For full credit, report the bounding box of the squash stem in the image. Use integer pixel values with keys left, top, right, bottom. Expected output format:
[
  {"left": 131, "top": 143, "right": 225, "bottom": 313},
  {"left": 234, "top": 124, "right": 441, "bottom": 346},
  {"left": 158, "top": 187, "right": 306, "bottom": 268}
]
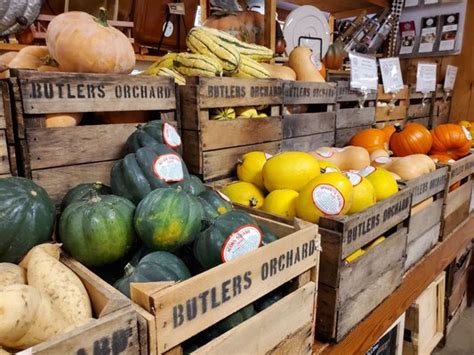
[
  {"left": 250, "top": 197, "right": 258, "bottom": 208},
  {"left": 95, "top": 7, "right": 109, "bottom": 27},
  {"left": 124, "top": 263, "right": 135, "bottom": 277}
]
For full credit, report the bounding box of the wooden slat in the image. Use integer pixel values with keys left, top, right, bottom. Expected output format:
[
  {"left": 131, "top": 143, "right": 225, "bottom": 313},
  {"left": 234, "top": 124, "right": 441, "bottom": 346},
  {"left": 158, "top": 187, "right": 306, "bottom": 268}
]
[
  {"left": 14, "top": 70, "right": 176, "bottom": 114},
  {"left": 200, "top": 117, "right": 281, "bottom": 151},
  {"left": 405, "top": 223, "right": 440, "bottom": 272},
  {"left": 0, "top": 130, "right": 10, "bottom": 175},
  {"left": 403, "top": 167, "right": 448, "bottom": 206},
  {"left": 336, "top": 107, "right": 375, "bottom": 129},
  {"left": 377, "top": 85, "right": 409, "bottom": 101},
  {"left": 408, "top": 199, "right": 443, "bottom": 244},
  {"left": 315, "top": 216, "right": 474, "bottom": 354},
  {"left": 375, "top": 105, "right": 408, "bottom": 122},
  {"left": 443, "top": 199, "right": 471, "bottom": 238},
  {"left": 446, "top": 154, "right": 474, "bottom": 185},
  {"left": 282, "top": 133, "right": 335, "bottom": 152},
  {"left": 319, "top": 189, "right": 412, "bottom": 259},
  {"left": 336, "top": 81, "right": 377, "bottom": 102},
  {"left": 445, "top": 181, "right": 472, "bottom": 217},
  {"left": 283, "top": 81, "right": 336, "bottom": 105},
  {"left": 26, "top": 125, "right": 135, "bottom": 170},
  {"left": 181, "top": 130, "right": 202, "bottom": 175},
  {"left": 197, "top": 77, "right": 283, "bottom": 109},
  {"left": 193, "top": 283, "right": 315, "bottom": 355},
  {"left": 283, "top": 112, "right": 335, "bottom": 138},
  {"left": 148, "top": 227, "right": 318, "bottom": 353},
  {"left": 32, "top": 161, "right": 116, "bottom": 203}
]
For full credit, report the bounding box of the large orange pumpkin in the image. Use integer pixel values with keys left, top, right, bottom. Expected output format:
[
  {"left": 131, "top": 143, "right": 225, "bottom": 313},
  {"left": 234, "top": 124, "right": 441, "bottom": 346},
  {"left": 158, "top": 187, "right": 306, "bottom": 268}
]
[
  {"left": 389, "top": 123, "right": 432, "bottom": 157},
  {"left": 350, "top": 128, "right": 387, "bottom": 153},
  {"left": 430, "top": 124, "right": 471, "bottom": 160},
  {"left": 46, "top": 8, "right": 135, "bottom": 74}
]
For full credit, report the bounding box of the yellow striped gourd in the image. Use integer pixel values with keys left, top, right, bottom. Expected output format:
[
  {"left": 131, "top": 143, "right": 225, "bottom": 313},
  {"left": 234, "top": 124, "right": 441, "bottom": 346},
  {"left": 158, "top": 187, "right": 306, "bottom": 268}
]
[
  {"left": 174, "top": 52, "right": 222, "bottom": 77},
  {"left": 232, "top": 55, "right": 270, "bottom": 79}
]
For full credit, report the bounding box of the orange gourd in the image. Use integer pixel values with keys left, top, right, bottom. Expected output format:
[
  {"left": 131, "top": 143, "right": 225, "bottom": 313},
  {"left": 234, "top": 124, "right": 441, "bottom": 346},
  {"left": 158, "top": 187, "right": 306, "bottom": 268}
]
[
  {"left": 381, "top": 125, "right": 396, "bottom": 143},
  {"left": 350, "top": 128, "right": 386, "bottom": 153},
  {"left": 430, "top": 124, "right": 471, "bottom": 160},
  {"left": 323, "top": 39, "right": 346, "bottom": 70},
  {"left": 46, "top": 8, "right": 135, "bottom": 74},
  {"left": 389, "top": 123, "right": 432, "bottom": 157},
  {"left": 430, "top": 153, "right": 454, "bottom": 163}
]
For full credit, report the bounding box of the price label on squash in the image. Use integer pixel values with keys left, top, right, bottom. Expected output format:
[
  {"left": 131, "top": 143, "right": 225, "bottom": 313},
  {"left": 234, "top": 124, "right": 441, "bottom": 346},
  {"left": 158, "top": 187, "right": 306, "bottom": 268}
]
[
  {"left": 416, "top": 63, "right": 437, "bottom": 93},
  {"left": 162, "top": 123, "right": 182, "bottom": 148},
  {"left": 444, "top": 65, "right": 458, "bottom": 91},
  {"left": 153, "top": 154, "right": 184, "bottom": 182},
  {"left": 379, "top": 57, "right": 404, "bottom": 94},
  {"left": 349, "top": 52, "right": 378, "bottom": 91}
]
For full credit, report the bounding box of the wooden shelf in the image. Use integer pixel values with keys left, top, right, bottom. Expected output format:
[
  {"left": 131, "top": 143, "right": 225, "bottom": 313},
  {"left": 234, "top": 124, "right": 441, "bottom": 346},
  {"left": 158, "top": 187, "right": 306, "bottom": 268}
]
[
  {"left": 280, "top": 0, "right": 390, "bottom": 17},
  {"left": 314, "top": 215, "right": 474, "bottom": 354}
]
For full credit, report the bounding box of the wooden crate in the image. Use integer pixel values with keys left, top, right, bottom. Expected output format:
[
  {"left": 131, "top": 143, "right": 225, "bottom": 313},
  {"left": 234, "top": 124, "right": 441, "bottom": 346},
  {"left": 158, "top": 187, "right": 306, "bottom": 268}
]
[
  {"left": 9, "top": 70, "right": 177, "bottom": 203},
  {"left": 131, "top": 215, "right": 320, "bottom": 354},
  {"left": 367, "top": 314, "right": 405, "bottom": 355},
  {"left": 0, "top": 80, "right": 17, "bottom": 178},
  {"left": 445, "top": 244, "right": 472, "bottom": 297},
  {"left": 401, "top": 167, "right": 448, "bottom": 272},
  {"left": 407, "top": 86, "right": 434, "bottom": 124},
  {"left": 316, "top": 188, "right": 411, "bottom": 342},
  {"left": 445, "top": 293, "right": 467, "bottom": 337},
  {"left": 375, "top": 85, "right": 409, "bottom": 124},
  {"left": 282, "top": 81, "right": 336, "bottom": 151},
  {"left": 403, "top": 272, "right": 445, "bottom": 355},
  {"left": 179, "top": 77, "right": 283, "bottom": 182},
  {"left": 431, "top": 84, "right": 451, "bottom": 127},
  {"left": 441, "top": 154, "right": 474, "bottom": 238},
  {"left": 11, "top": 255, "right": 140, "bottom": 354},
  {"left": 335, "top": 81, "right": 376, "bottom": 147}
]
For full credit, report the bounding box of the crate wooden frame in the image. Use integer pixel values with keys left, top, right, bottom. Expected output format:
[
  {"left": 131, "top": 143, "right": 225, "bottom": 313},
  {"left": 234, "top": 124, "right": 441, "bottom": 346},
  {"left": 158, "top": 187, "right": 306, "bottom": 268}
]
[
  {"left": 440, "top": 154, "right": 474, "bottom": 239},
  {"left": 131, "top": 214, "right": 320, "bottom": 354},
  {"left": 445, "top": 244, "right": 472, "bottom": 297},
  {"left": 179, "top": 77, "right": 283, "bottom": 182},
  {"left": 11, "top": 255, "right": 140, "bottom": 354},
  {"left": 367, "top": 313, "right": 405, "bottom": 355},
  {"left": 401, "top": 167, "right": 448, "bottom": 272},
  {"left": 316, "top": 188, "right": 411, "bottom": 342},
  {"left": 9, "top": 70, "right": 177, "bottom": 203},
  {"left": 0, "top": 80, "right": 17, "bottom": 178},
  {"left": 375, "top": 84, "right": 409, "bottom": 123},
  {"left": 282, "top": 81, "right": 336, "bottom": 151},
  {"left": 431, "top": 84, "right": 451, "bottom": 128},
  {"left": 407, "top": 85, "right": 434, "bottom": 124},
  {"left": 335, "top": 81, "right": 376, "bottom": 147},
  {"left": 403, "top": 272, "right": 445, "bottom": 355}
]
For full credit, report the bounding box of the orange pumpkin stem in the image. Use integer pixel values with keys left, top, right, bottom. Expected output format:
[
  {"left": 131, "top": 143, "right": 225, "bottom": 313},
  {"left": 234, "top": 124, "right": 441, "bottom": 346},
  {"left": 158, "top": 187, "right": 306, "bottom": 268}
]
[
  {"left": 394, "top": 124, "right": 402, "bottom": 133},
  {"left": 95, "top": 7, "right": 109, "bottom": 27}
]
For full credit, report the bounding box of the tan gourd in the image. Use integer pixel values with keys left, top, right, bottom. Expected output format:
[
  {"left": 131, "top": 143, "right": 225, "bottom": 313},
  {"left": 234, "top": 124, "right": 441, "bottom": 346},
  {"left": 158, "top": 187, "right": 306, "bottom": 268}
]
[
  {"left": 259, "top": 63, "right": 296, "bottom": 80},
  {"left": 370, "top": 149, "right": 390, "bottom": 161},
  {"left": 45, "top": 113, "right": 83, "bottom": 128},
  {"left": 8, "top": 46, "right": 58, "bottom": 71},
  {"left": 288, "top": 47, "right": 325, "bottom": 82},
  {"left": 385, "top": 154, "right": 436, "bottom": 180},
  {"left": 311, "top": 146, "right": 370, "bottom": 171}
]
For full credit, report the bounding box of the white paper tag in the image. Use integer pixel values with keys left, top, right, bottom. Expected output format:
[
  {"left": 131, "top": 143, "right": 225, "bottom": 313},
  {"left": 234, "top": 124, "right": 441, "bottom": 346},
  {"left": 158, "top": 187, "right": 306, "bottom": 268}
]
[
  {"left": 424, "top": 0, "right": 438, "bottom": 4},
  {"left": 349, "top": 53, "right": 378, "bottom": 91},
  {"left": 461, "top": 126, "right": 472, "bottom": 141},
  {"left": 315, "top": 149, "right": 334, "bottom": 158},
  {"left": 221, "top": 225, "right": 262, "bottom": 262},
  {"left": 359, "top": 166, "right": 376, "bottom": 177},
  {"left": 379, "top": 57, "right": 404, "bottom": 94},
  {"left": 375, "top": 157, "right": 392, "bottom": 164},
  {"left": 405, "top": 0, "right": 418, "bottom": 7},
  {"left": 312, "top": 184, "right": 345, "bottom": 215},
  {"left": 162, "top": 122, "right": 182, "bottom": 148},
  {"left": 416, "top": 63, "right": 437, "bottom": 93},
  {"left": 153, "top": 154, "right": 184, "bottom": 182},
  {"left": 444, "top": 65, "right": 458, "bottom": 92},
  {"left": 345, "top": 172, "right": 363, "bottom": 187}
]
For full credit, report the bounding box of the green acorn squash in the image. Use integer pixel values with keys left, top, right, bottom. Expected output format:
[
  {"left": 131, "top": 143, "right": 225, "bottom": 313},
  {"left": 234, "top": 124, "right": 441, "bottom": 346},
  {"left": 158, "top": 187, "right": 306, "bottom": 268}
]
[
  {"left": 204, "top": 304, "right": 256, "bottom": 341},
  {"left": 253, "top": 284, "right": 286, "bottom": 312},
  {"left": 259, "top": 223, "right": 278, "bottom": 245},
  {"left": 59, "top": 192, "right": 136, "bottom": 267},
  {"left": 173, "top": 175, "right": 206, "bottom": 196},
  {"left": 60, "top": 182, "right": 111, "bottom": 211},
  {"left": 114, "top": 251, "right": 191, "bottom": 297},
  {"left": 111, "top": 143, "right": 189, "bottom": 204},
  {"left": 126, "top": 121, "right": 183, "bottom": 154},
  {"left": 135, "top": 188, "right": 203, "bottom": 252},
  {"left": 198, "top": 190, "right": 233, "bottom": 227},
  {"left": 0, "top": 177, "right": 55, "bottom": 263},
  {"left": 193, "top": 210, "right": 262, "bottom": 269}
]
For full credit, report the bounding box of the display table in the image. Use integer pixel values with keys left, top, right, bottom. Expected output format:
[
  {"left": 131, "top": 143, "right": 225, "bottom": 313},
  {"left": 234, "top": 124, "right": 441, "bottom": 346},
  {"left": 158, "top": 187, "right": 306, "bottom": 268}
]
[{"left": 314, "top": 215, "right": 474, "bottom": 354}]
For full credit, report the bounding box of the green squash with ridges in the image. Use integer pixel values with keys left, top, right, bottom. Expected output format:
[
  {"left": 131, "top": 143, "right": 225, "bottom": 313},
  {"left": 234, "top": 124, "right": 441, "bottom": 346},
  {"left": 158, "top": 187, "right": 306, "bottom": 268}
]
[
  {"left": 0, "top": 177, "right": 55, "bottom": 263},
  {"left": 60, "top": 182, "right": 111, "bottom": 211},
  {"left": 134, "top": 188, "right": 203, "bottom": 252},
  {"left": 114, "top": 251, "right": 191, "bottom": 297},
  {"left": 193, "top": 210, "right": 262, "bottom": 269},
  {"left": 173, "top": 175, "right": 206, "bottom": 196},
  {"left": 111, "top": 143, "right": 189, "bottom": 204},
  {"left": 126, "top": 121, "right": 183, "bottom": 154},
  {"left": 59, "top": 192, "right": 136, "bottom": 267}
]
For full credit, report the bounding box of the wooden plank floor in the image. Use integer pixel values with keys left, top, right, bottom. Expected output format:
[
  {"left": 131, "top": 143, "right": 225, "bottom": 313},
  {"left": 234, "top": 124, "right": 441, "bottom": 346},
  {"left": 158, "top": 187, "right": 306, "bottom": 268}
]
[{"left": 314, "top": 215, "right": 474, "bottom": 355}]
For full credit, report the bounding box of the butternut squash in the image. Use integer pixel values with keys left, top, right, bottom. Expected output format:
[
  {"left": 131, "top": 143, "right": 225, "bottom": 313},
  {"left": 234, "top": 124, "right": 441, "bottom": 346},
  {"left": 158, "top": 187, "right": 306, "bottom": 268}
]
[
  {"left": 311, "top": 146, "right": 370, "bottom": 171},
  {"left": 370, "top": 149, "right": 390, "bottom": 161},
  {"left": 259, "top": 63, "right": 296, "bottom": 80},
  {"left": 45, "top": 113, "right": 83, "bottom": 128},
  {"left": 385, "top": 154, "right": 435, "bottom": 180},
  {"left": 288, "top": 47, "right": 325, "bottom": 82}
]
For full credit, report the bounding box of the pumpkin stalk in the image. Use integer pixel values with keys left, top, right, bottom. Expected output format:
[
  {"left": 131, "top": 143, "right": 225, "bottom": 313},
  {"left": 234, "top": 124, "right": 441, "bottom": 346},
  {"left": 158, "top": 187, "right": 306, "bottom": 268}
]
[
  {"left": 96, "top": 7, "right": 109, "bottom": 27},
  {"left": 250, "top": 197, "right": 258, "bottom": 208},
  {"left": 88, "top": 189, "right": 101, "bottom": 203},
  {"left": 394, "top": 124, "right": 402, "bottom": 133},
  {"left": 124, "top": 263, "right": 136, "bottom": 277}
]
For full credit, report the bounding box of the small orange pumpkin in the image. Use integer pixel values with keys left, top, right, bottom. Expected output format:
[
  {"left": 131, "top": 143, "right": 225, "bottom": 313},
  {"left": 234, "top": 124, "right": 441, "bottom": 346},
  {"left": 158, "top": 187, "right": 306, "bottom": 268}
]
[
  {"left": 430, "top": 124, "right": 471, "bottom": 160},
  {"left": 381, "top": 125, "right": 396, "bottom": 143},
  {"left": 389, "top": 123, "right": 432, "bottom": 157},
  {"left": 430, "top": 153, "right": 454, "bottom": 163},
  {"left": 350, "top": 128, "right": 387, "bottom": 153}
]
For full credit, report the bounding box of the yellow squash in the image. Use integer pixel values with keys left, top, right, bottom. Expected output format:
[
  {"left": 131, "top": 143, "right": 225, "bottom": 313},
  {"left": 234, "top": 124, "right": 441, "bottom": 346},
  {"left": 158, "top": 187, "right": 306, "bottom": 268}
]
[
  {"left": 359, "top": 167, "right": 398, "bottom": 201},
  {"left": 344, "top": 172, "right": 376, "bottom": 215},
  {"left": 236, "top": 151, "right": 270, "bottom": 190},
  {"left": 261, "top": 189, "right": 299, "bottom": 218},
  {"left": 221, "top": 181, "right": 265, "bottom": 208}
]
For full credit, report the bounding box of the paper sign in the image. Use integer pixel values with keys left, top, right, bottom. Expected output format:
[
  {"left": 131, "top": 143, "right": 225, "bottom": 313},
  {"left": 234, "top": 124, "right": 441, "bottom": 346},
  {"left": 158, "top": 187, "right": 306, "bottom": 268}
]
[
  {"left": 405, "top": 0, "right": 418, "bottom": 7},
  {"left": 419, "top": 16, "right": 438, "bottom": 53},
  {"left": 424, "top": 0, "right": 438, "bottom": 4},
  {"left": 444, "top": 65, "right": 458, "bottom": 91},
  {"left": 350, "top": 53, "right": 378, "bottom": 91},
  {"left": 416, "top": 63, "right": 437, "bottom": 93},
  {"left": 379, "top": 57, "right": 404, "bottom": 93}
]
